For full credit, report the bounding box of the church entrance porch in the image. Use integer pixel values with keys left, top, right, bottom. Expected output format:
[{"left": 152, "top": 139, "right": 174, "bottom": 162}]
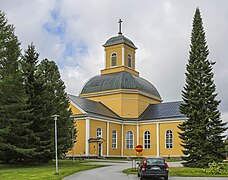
[{"left": 88, "top": 137, "right": 105, "bottom": 157}]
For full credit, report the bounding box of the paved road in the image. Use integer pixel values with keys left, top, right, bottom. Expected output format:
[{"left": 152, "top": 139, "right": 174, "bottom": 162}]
[{"left": 63, "top": 161, "right": 227, "bottom": 180}]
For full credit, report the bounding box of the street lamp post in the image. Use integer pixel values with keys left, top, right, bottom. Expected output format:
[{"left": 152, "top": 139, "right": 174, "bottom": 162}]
[{"left": 53, "top": 114, "right": 60, "bottom": 174}]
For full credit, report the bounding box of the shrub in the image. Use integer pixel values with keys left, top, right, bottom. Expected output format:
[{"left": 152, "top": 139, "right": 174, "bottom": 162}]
[{"left": 204, "top": 162, "right": 228, "bottom": 174}]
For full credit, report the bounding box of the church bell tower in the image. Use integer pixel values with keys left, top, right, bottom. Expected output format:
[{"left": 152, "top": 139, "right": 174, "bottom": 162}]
[{"left": 101, "top": 19, "right": 139, "bottom": 76}]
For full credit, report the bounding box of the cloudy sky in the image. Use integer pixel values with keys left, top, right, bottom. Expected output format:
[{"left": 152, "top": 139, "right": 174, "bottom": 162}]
[{"left": 1, "top": 0, "right": 228, "bottom": 128}]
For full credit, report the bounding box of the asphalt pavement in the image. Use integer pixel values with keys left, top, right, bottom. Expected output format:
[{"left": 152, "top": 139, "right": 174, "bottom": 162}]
[{"left": 63, "top": 161, "right": 227, "bottom": 180}]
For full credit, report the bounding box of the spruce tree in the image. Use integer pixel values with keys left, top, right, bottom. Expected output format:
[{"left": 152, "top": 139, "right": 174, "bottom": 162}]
[
  {"left": 21, "top": 43, "right": 40, "bottom": 161},
  {"left": 0, "top": 10, "right": 35, "bottom": 163},
  {"left": 179, "top": 8, "right": 227, "bottom": 167},
  {"left": 34, "top": 59, "right": 73, "bottom": 162}
]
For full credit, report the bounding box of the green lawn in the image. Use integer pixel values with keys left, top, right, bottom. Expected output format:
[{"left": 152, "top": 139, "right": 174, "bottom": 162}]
[
  {"left": 0, "top": 160, "right": 106, "bottom": 180},
  {"left": 123, "top": 167, "right": 228, "bottom": 177},
  {"left": 165, "top": 159, "right": 182, "bottom": 162}
]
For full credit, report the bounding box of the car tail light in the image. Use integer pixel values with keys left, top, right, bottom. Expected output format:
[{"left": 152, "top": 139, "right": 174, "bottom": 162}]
[
  {"left": 142, "top": 160, "right": 146, "bottom": 171},
  {"left": 165, "top": 162, "right": 169, "bottom": 170}
]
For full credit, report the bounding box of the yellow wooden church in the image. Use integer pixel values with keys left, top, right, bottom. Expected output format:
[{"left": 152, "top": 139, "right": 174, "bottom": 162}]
[{"left": 67, "top": 22, "right": 186, "bottom": 158}]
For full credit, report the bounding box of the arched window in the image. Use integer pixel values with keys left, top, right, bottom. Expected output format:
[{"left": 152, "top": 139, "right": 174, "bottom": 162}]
[
  {"left": 126, "top": 131, "right": 134, "bottom": 149},
  {"left": 97, "top": 128, "right": 102, "bottom": 138},
  {"left": 111, "top": 53, "right": 117, "bottom": 66},
  {"left": 112, "top": 130, "right": 117, "bottom": 149},
  {"left": 127, "top": 54, "right": 132, "bottom": 68},
  {"left": 144, "top": 131, "right": 151, "bottom": 149},
  {"left": 166, "top": 130, "right": 173, "bottom": 149}
]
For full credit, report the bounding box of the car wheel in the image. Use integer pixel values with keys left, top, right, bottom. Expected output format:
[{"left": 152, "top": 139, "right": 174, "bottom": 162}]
[{"left": 164, "top": 176, "right": 168, "bottom": 180}]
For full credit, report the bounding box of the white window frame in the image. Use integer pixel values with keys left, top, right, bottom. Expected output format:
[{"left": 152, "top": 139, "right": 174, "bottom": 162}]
[
  {"left": 97, "top": 127, "right": 102, "bottom": 138},
  {"left": 165, "top": 129, "right": 173, "bottom": 149},
  {"left": 144, "top": 130, "right": 151, "bottom": 149},
  {"left": 127, "top": 53, "right": 132, "bottom": 68},
  {"left": 111, "top": 52, "right": 117, "bottom": 67},
  {"left": 126, "top": 131, "right": 134, "bottom": 149},
  {"left": 112, "top": 130, "right": 117, "bottom": 149}
]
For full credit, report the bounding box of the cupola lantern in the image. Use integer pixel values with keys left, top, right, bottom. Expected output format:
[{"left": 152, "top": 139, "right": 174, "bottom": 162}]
[{"left": 101, "top": 20, "right": 139, "bottom": 76}]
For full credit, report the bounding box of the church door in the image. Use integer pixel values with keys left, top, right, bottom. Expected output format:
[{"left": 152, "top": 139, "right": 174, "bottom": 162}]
[{"left": 98, "top": 143, "right": 102, "bottom": 157}]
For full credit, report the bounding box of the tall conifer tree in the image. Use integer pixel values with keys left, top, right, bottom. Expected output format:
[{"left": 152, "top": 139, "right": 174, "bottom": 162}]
[
  {"left": 179, "top": 8, "right": 227, "bottom": 167},
  {"left": 34, "top": 59, "right": 73, "bottom": 162},
  {"left": 21, "top": 43, "right": 40, "bottom": 161},
  {"left": 0, "top": 10, "right": 34, "bottom": 163}
]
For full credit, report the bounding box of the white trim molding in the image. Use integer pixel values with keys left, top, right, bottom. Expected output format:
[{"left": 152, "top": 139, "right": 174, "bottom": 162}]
[
  {"left": 121, "top": 124, "right": 124, "bottom": 156},
  {"left": 136, "top": 123, "right": 139, "bottom": 145},
  {"left": 156, "top": 123, "right": 160, "bottom": 157},
  {"left": 85, "top": 118, "right": 90, "bottom": 156},
  {"left": 122, "top": 46, "right": 125, "bottom": 65},
  {"left": 70, "top": 101, "right": 87, "bottom": 114},
  {"left": 104, "top": 49, "right": 106, "bottom": 68},
  {"left": 106, "top": 122, "right": 110, "bottom": 156}
]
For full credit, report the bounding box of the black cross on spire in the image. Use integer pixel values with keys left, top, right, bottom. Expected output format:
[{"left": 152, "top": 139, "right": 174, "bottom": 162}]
[{"left": 118, "top": 19, "right": 122, "bottom": 35}]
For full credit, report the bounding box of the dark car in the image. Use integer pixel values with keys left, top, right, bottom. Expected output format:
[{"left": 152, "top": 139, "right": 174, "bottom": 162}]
[{"left": 138, "top": 157, "right": 169, "bottom": 180}]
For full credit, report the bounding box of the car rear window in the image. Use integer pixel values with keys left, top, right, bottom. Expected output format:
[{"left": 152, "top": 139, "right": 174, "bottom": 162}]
[{"left": 146, "top": 158, "right": 165, "bottom": 165}]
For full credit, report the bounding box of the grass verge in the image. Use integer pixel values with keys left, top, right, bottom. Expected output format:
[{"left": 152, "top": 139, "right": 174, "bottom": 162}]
[
  {"left": 122, "top": 167, "right": 228, "bottom": 177},
  {"left": 0, "top": 160, "right": 106, "bottom": 180}
]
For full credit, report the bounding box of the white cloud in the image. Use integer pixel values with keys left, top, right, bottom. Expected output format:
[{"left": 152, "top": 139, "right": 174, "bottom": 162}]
[{"left": 1, "top": 0, "right": 228, "bottom": 126}]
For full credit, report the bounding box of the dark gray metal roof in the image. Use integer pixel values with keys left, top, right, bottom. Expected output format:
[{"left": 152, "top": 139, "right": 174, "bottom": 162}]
[
  {"left": 80, "top": 71, "right": 161, "bottom": 100},
  {"left": 68, "top": 94, "right": 120, "bottom": 119},
  {"left": 139, "top": 101, "right": 186, "bottom": 120},
  {"left": 103, "top": 35, "right": 137, "bottom": 49}
]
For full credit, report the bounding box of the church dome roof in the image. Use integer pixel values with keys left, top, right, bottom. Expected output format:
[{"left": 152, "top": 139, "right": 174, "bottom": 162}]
[
  {"left": 80, "top": 71, "right": 161, "bottom": 99},
  {"left": 103, "top": 35, "right": 137, "bottom": 49}
]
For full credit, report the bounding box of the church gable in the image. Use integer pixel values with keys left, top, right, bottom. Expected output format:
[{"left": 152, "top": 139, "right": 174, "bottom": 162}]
[
  {"left": 69, "top": 103, "right": 84, "bottom": 115},
  {"left": 68, "top": 94, "right": 120, "bottom": 119}
]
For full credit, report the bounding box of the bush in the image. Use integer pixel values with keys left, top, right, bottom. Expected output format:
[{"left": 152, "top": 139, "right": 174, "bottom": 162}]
[{"left": 204, "top": 162, "right": 228, "bottom": 174}]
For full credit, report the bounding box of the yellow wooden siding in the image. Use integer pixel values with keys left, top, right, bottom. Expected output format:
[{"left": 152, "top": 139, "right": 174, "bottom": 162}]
[
  {"left": 124, "top": 45, "right": 135, "bottom": 69},
  {"left": 139, "top": 124, "right": 157, "bottom": 156},
  {"left": 66, "top": 119, "right": 85, "bottom": 156},
  {"left": 159, "top": 122, "right": 184, "bottom": 157},
  {"left": 109, "top": 123, "right": 122, "bottom": 156},
  {"left": 87, "top": 93, "right": 122, "bottom": 117},
  {"left": 123, "top": 125, "right": 137, "bottom": 156},
  {"left": 86, "top": 92, "right": 160, "bottom": 119},
  {"left": 69, "top": 103, "right": 83, "bottom": 115},
  {"left": 90, "top": 120, "right": 107, "bottom": 156},
  {"left": 105, "top": 44, "right": 123, "bottom": 68}
]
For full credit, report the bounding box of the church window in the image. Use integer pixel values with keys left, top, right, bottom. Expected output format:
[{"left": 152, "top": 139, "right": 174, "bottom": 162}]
[
  {"left": 127, "top": 54, "right": 132, "bottom": 68},
  {"left": 97, "top": 128, "right": 102, "bottom": 138},
  {"left": 166, "top": 130, "right": 173, "bottom": 149},
  {"left": 144, "top": 131, "right": 151, "bottom": 149},
  {"left": 126, "top": 131, "right": 134, "bottom": 149},
  {"left": 112, "top": 130, "right": 117, "bottom": 149},
  {"left": 111, "top": 53, "right": 117, "bottom": 66}
]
